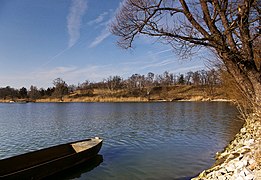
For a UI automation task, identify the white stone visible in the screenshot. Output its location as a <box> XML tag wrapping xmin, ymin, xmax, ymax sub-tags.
<box><xmin>217</xmin><ymin>175</ymin><xmax>226</xmax><ymax>180</ymax></box>
<box><xmin>237</xmin><ymin>161</ymin><xmax>246</xmax><ymax>170</ymax></box>
<box><xmin>242</xmin><ymin>158</ymin><xmax>249</xmax><ymax>166</ymax></box>
<box><xmin>235</xmin><ymin>175</ymin><xmax>246</xmax><ymax>180</ymax></box>
<box><xmin>243</xmin><ymin>167</ymin><xmax>254</xmax><ymax>178</ymax></box>
<box><xmin>248</xmin><ymin>159</ymin><xmax>256</xmax><ymax>164</ymax></box>
<box><xmin>245</xmin><ymin>174</ymin><xmax>254</xmax><ymax>180</ymax></box>
<box><xmin>247</xmin><ymin>139</ymin><xmax>255</xmax><ymax>145</ymax></box>
<box><xmin>241</xmin><ymin>127</ymin><xmax>247</xmax><ymax>133</ymax></box>
<box><xmin>226</xmin><ymin>163</ymin><xmax>236</xmax><ymax>172</ymax></box>
<box><xmin>239</xmin><ymin>169</ymin><xmax>246</xmax><ymax>177</ymax></box>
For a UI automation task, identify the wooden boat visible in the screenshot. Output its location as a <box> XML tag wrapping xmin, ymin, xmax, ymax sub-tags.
<box><xmin>0</xmin><ymin>137</ymin><xmax>103</xmax><ymax>179</ymax></box>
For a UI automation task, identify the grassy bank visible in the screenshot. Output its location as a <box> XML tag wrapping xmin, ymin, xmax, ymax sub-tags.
<box><xmin>0</xmin><ymin>85</ymin><xmax>231</xmax><ymax>103</ymax></box>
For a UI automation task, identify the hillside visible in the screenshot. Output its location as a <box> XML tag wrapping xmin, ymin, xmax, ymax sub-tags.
<box><xmin>33</xmin><ymin>85</ymin><xmax>230</xmax><ymax>103</ymax></box>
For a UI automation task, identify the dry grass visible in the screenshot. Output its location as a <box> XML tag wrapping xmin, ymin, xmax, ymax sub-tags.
<box><xmin>1</xmin><ymin>85</ymin><xmax>229</xmax><ymax>103</ymax></box>
<box><xmin>36</xmin><ymin>96</ymin><xmax>148</xmax><ymax>103</ymax></box>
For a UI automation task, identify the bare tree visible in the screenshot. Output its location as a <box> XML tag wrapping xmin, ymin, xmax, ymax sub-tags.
<box><xmin>145</xmin><ymin>72</ymin><xmax>155</xmax><ymax>98</ymax></box>
<box><xmin>186</xmin><ymin>71</ymin><xmax>194</xmax><ymax>85</ymax></box>
<box><xmin>28</xmin><ymin>86</ymin><xmax>40</xmax><ymax>100</ymax></box>
<box><xmin>111</xmin><ymin>0</ymin><xmax>261</xmax><ymax>112</ymax></box>
<box><xmin>206</xmin><ymin>69</ymin><xmax>220</xmax><ymax>95</ymax></box>
<box><xmin>178</xmin><ymin>74</ymin><xmax>185</xmax><ymax>85</ymax></box>
<box><xmin>200</xmin><ymin>70</ymin><xmax>207</xmax><ymax>85</ymax></box>
<box><xmin>105</xmin><ymin>76</ymin><xmax>123</xmax><ymax>91</ymax></box>
<box><xmin>52</xmin><ymin>78</ymin><xmax>68</xmax><ymax>101</ymax></box>
<box><xmin>192</xmin><ymin>71</ymin><xmax>201</xmax><ymax>85</ymax></box>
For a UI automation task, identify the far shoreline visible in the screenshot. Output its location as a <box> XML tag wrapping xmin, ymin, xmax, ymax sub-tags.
<box><xmin>0</xmin><ymin>97</ymin><xmax>233</xmax><ymax>103</ymax></box>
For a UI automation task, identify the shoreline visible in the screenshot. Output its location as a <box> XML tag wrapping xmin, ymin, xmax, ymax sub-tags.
<box><xmin>192</xmin><ymin>113</ymin><xmax>261</xmax><ymax>180</ymax></box>
<box><xmin>0</xmin><ymin>96</ymin><xmax>233</xmax><ymax>103</ymax></box>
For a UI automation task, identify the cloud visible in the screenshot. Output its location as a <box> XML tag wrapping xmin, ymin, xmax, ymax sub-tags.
<box><xmin>119</xmin><ymin>49</ymin><xmax>175</xmax><ymax>69</ymax></box>
<box><xmin>0</xmin><ymin>60</ymin><xmax>206</xmax><ymax>89</ymax></box>
<box><xmin>140</xmin><ymin>59</ymin><xmax>175</xmax><ymax>70</ymax></box>
<box><xmin>88</xmin><ymin>11</ymin><xmax>109</xmax><ymax>26</ymax></box>
<box><xmin>88</xmin><ymin>8</ymin><xmax>117</xmax><ymax>48</ymax></box>
<box><xmin>27</xmin><ymin>65</ymin><xmax>116</xmax><ymax>87</ymax></box>
<box><xmin>36</xmin><ymin>66</ymin><xmax>77</xmax><ymax>78</ymax></box>
<box><xmin>149</xmin><ymin>48</ymin><xmax>173</xmax><ymax>55</ymax></box>
<box><xmin>31</xmin><ymin>66</ymin><xmax>77</xmax><ymax>82</ymax></box>
<box><xmin>36</xmin><ymin>47</ymin><xmax>70</xmax><ymax>69</ymax></box>
<box><xmin>67</xmin><ymin>0</ymin><xmax>88</xmax><ymax>48</ymax></box>
<box><xmin>0</xmin><ymin>65</ymin><xmax>86</xmax><ymax>88</ymax></box>
<box><xmin>89</xmin><ymin>29</ymin><xmax>111</xmax><ymax>48</ymax></box>
<box><xmin>173</xmin><ymin>65</ymin><xmax>206</xmax><ymax>73</ymax></box>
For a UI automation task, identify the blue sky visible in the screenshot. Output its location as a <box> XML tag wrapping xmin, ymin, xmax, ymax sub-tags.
<box><xmin>0</xmin><ymin>0</ymin><xmax>207</xmax><ymax>89</ymax></box>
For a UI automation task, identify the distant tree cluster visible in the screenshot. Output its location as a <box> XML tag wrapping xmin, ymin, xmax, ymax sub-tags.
<box><xmin>99</xmin><ymin>69</ymin><xmax>220</xmax><ymax>90</ymax></box>
<box><xmin>0</xmin><ymin>69</ymin><xmax>222</xmax><ymax>101</ymax></box>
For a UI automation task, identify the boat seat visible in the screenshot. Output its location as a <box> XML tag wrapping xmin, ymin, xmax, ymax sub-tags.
<box><xmin>71</xmin><ymin>140</ymin><xmax>98</xmax><ymax>153</ymax></box>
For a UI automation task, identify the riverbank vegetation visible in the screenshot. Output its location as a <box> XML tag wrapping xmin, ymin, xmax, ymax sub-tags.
<box><xmin>0</xmin><ymin>68</ymin><xmax>234</xmax><ymax>103</ymax></box>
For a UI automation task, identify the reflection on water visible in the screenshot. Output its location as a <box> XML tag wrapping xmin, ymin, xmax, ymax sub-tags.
<box><xmin>48</xmin><ymin>155</ymin><xmax>103</xmax><ymax>180</ymax></box>
<box><xmin>0</xmin><ymin>102</ymin><xmax>244</xmax><ymax>179</ymax></box>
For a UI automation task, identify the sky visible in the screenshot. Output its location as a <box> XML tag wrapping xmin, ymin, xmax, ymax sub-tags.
<box><xmin>0</xmin><ymin>0</ymin><xmax>208</xmax><ymax>89</ymax></box>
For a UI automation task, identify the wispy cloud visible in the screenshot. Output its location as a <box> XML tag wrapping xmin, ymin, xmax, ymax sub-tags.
<box><xmin>149</xmin><ymin>48</ymin><xmax>173</xmax><ymax>55</ymax></box>
<box><xmin>37</xmin><ymin>47</ymin><xmax>70</xmax><ymax>69</ymax></box>
<box><xmin>174</xmin><ymin>65</ymin><xmax>205</xmax><ymax>73</ymax></box>
<box><xmin>2</xmin><ymin>60</ymin><xmax>206</xmax><ymax>89</ymax></box>
<box><xmin>88</xmin><ymin>9</ymin><xmax>116</xmax><ymax>48</ymax></box>
<box><xmin>89</xmin><ymin>29</ymin><xmax>111</xmax><ymax>48</ymax></box>
<box><xmin>30</xmin><ymin>64</ymin><xmax>119</xmax><ymax>87</ymax></box>
<box><xmin>120</xmin><ymin>49</ymin><xmax>174</xmax><ymax>66</ymax></box>
<box><xmin>67</xmin><ymin>0</ymin><xmax>88</xmax><ymax>48</ymax></box>
<box><xmin>36</xmin><ymin>66</ymin><xmax>77</xmax><ymax>78</ymax></box>
<box><xmin>88</xmin><ymin>11</ymin><xmax>109</xmax><ymax>26</ymax></box>
<box><xmin>0</xmin><ymin>66</ymin><xmax>76</xmax><ymax>89</ymax></box>
<box><xmin>140</xmin><ymin>59</ymin><xmax>175</xmax><ymax>70</ymax></box>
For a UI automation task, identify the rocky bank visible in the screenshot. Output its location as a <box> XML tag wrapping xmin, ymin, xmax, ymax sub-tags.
<box><xmin>192</xmin><ymin>113</ymin><xmax>261</xmax><ymax>180</ymax></box>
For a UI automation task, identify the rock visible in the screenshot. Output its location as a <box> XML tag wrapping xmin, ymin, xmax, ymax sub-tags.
<box><xmin>246</xmin><ymin>174</ymin><xmax>255</xmax><ymax>180</ymax></box>
<box><xmin>234</xmin><ymin>175</ymin><xmax>246</xmax><ymax>180</ymax></box>
<box><xmin>246</xmin><ymin>139</ymin><xmax>255</xmax><ymax>146</ymax></box>
<box><xmin>236</xmin><ymin>157</ymin><xmax>249</xmax><ymax>169</ymax></box>
<box><xmin>248</xmin><ymin>162</ymin><xmax>257</xmax><ymax>170</ymax></box>
<box><xmin>239</xmin><ymin>168</ymin><xmax>246</xmax><ymax>176</ymax></box>
<box><xmin>241</xmin><ymin>127</ymin><xmax>247</xmax><ymax>134</ymax></box>
<box><xmin>248</xmin><ymin>159</ymin><xmax>256</xmax><ymax>164</ymax></box>
<box><xmin>219</xmin><ymin>168</ymin><xmax>227</xmax><ymax>175</ymax></box>
<box><xmin>217</xmin><ymin>175</ymin><xmax>227</xmax><ymax>180</ymax></box>
<box><xmin>242</xmin><ymin>167</ymin><xmax>254</xmax><ymax>179</ymax></box>
<box><xmin>254</xmin><ymin>170</ymin><xmax>261</xmax><ymax>180</ymax></box>
<box><xmin>226</xmin><ymin>163</ymin><xmax>236</xmax><ymax>172</ymax></box>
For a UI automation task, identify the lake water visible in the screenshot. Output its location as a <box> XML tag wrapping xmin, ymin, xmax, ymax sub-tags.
<box><xmin>0</xmin><ymin>102</ymin><xmax>244</xmax><ymax>179</ymax></box>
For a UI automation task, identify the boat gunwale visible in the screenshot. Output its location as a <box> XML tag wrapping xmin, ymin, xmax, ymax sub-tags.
<box><xmin>0</xmin><ymin>138</ymin><xmax>92</xmax><ymax>161</ymax></box>
<box><xmin>0</xmin><ymin>137</ymin><xmax>103</xmax><ymax>178</ymax></box>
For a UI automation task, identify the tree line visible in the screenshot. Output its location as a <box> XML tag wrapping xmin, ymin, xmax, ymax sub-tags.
<box><xmin>0</xmin><ymin>69</ymin><xmax>222</xmax><ymax>101</ymax></box>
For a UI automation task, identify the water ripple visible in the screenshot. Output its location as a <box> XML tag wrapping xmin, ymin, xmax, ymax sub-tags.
<box><xmin>0</xmin><ymin>102</ymin><xmax>243</xmax><ymax>179</ymax></box>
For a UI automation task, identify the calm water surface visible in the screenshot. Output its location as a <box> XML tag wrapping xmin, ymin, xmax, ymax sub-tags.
<box><xmin>0</xmin><ymin>102</ymin><xmax>244</xmax><ymax>179</ymax></box>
